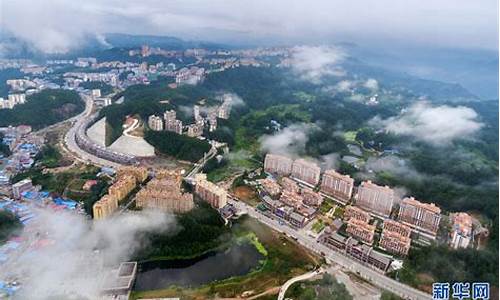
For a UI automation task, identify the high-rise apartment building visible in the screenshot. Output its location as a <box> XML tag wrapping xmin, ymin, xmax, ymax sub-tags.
<box><xmin>162</xmin><ymin>110</ymin><xmax>184</xmax><ymax>134</ymax></box>
<box><xmin>356</xmin><ymin>181</ymin><xmax>395</xmax><ymax>218</ymax></box>
<box><xmin>217</xmin><ymin>105</ymin><xmax>230</xmax><ymax>119</ymax></box>
<box><xmin>208</xmin><ymin>114</ymin><xmax>217</xmax><ymax>132</ymax></box>
<box><xmin>165</xmin><ymin>119</ymin><xmax>183</xmax><ymax>135</ymax></box>
<box><xmin>93</xmin><ymin>195</ymin><xmax>118</xmax><ymax>219</ymax></box>
<box><xmin>1</xmin><ymin>94</ymin><xmax>26</xmax><ymax>109</ymax></box>
<box><xmin>193</xmin><ymin>105</ymin><xmax>202</xmax><ymax>122</ymax></box>
<box><xmin>186</xmin><ymin>123</ymin><xmax>204</xmax><ymax>137</ymax></box>
<box><xmin>136</xmin><ymin>170</ymin><xmax>194</xmax><ymax>213</ymax></box>
<box><xmin>148</xmin><ymin>115</ymin><xmax>164</xmax><ymax>131</ymax></box>
<box><xmin>449</xmin><ymin>212</ymin><xmax>473</xmax><ymax>249</ymax></box>
<box><xmin>92</xmin><ymin>89</ymin><xmax>101</xmax><ymax>98</ymax></box>
<box><xmin>0</xmin><ymin>97</ymin><xmax>14</xmax><ymax>109</ymax></box>
<box><xmin>108</xmin><ymin>175</ymin><xmax>136</xmax><ymax>203</ymax></box>
<box><xmin>93</xmin><ymin>167</ymin><xmax>147</xmax><ymax>219</ymax></box>
<box><xmin>398</xmin><ymin>197</ymin><xmax>441</xmax><ymax>236</ymax></box>
<box><xmin>194</xmin><ymin>173</ymin><xmax>228</xmax><ymax>209</ymax></box>
<box><xmin>291</xmin><ymin>159</ymin><xmax>321</xmax><ymax>186</ymax></box>
<box><xmin>164</xmin><ymin>110</ymin><xmax>177</xmax><ymax>123</ymax></box>
<box><xmin>8</xmin><ymin>93</ymin><xmax>26</xmax><ymax>105</ymax></box>
<box><xmin>320</xmin><ymin>169</ymin><xmax>354</xmax><ymax>203</ymax></box>
<box><xmin>116</xmin><ymin>166</ymin><xmax>148</xmax><ymax>184</ymax></box>
<box><xmin>264</xmin><ymin>154</ymin><xmax>293</xmax><ymax>176</ymax></box>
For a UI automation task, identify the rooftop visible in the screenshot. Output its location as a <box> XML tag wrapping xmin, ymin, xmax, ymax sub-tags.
<box><xmin>401</xmin><ymin>197</ymin><xmax>441</xmax><ymax>214</ymax></box>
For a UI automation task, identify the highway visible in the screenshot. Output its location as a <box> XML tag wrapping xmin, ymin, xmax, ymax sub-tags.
<box><xmin>228</xmin><ymin>198</ymin><xmax>432</xmax><ymax>300</ymax></box>
<box><xmin>63</xmin><ymin>94</ymin><xmax>123</xmax><ymax>168</ymax></box>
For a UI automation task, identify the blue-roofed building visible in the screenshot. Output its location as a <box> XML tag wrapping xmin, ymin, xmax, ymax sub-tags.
<box><xmin>53</xmin><ymin>197</ymin><xmax>78</xmax><ymax>210</ymax></box>
<box><xmin>101</xmin><ymin>167</ymin><xmax>116</xmax><ymax>176</ymax></box>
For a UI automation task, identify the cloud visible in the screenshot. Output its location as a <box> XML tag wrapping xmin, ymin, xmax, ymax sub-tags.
<box><xmin>349</xmin><ymin>93</ymin><xmax>365</xmax><ymax>102</ymax></box>
<box><xmin>363</xmin><ymin>155</ymin><xmax>423</xmax><ymax>181</ymax></box>
<box><xmin>1</xmin><ymin>0</ymin><xmax>497</xmax><ymax>54</ymax></box>
<box><xmin>259</xmin><ymin>123</ymin><xmax>314</xmax><ymax>157</ymax></box>
<box><xmin>358</xmin><ymin>155</ymin><xmax>422</xmax><ymax>202</ymax></box>
<box><xmin>335</xmin><ymin>80</ymin><xmax>355</xmax><ymax>92</ymax></box>
<box><xmin>177</xmin><ymin>105</ymin><xmax>194</xmax><ymax>117</ymax></box>
<box><xmin>370</xmin><ymin>102</ymin><xmax>483</xmax><ymax>146</ymax></box>
<box><xmin>259</xmin><ymin>123</ymin><xmax>342</xmax><ymax>168</ymax></box>
<box><xmin>363</xmin><ymin>78</ymin><xmax>379</xmax><ymax>90</ymax></box>
<box><xmin>319</xmin><ymin>153</ymin><xmax>341</xmax><ymax>170</ymax></box>
<box><xmin>1</xmin><ymin>208</ymin><xmax>175</xmax><ymax>299</ymax></box>
<box><xmin>289</xmin><ymin>46</ymin><xmax>347</xmax><ymax>83</ymax></box>
<box><xmin>224</xmin><ymin>93</ymin><xmax>246</xmax><ymax>107</ymax></box>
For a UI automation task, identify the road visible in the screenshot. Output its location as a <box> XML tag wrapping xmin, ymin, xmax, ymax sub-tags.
<box><xmin>277</xmin><ymin>268</ymin><xmax>324</xmax><ymax>300</ymax></box>
<box><xmin>228</xmin><ymin>198</ymin><xmax>432</xmax><ymax>300</ymax></box>
<box><xmin>123</xmin><ymin>117</ymin><xmax>140</xmax><ymax>137</ymax></box>
<box><xmin>63</xmin><ymin>94</ymin><xmax>123</xmax><ymax>168</ymax></box>
<box><xmin>184</xmin><ymin>144</ymin><xmax>218</xmax><ymax>180</ymax></box>
<box><xmin>33</xmin><ymin>95</ymin><xmax>91</xmax><ymax>136</ymax></box>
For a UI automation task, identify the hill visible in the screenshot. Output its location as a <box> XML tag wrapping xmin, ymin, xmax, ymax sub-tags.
<box><xmin>0</xmin><ymin>89</ymin><xmax>84</xmax><ymax>129</ymax></box>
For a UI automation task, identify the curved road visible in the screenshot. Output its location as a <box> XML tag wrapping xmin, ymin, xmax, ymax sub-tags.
<box><xmin>123</xmin><ymin>117</ymin><xmax>140</xmax><ymax>137</ymax></box>
<box><xmin>278</xmin><ymin>268</ymin><xmax>324</xmax><ymax>300</ymax></box>
<box><xmin>63</xmin><ymin>93</ymin><xmax>122</xmax><ymax>168</ymax></box>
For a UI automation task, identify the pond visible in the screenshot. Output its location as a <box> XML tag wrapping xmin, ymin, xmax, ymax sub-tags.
<box><xmin>134</xmin><ymin>242</ymin><xmax>264</xmax><ymax>291</ymax></box>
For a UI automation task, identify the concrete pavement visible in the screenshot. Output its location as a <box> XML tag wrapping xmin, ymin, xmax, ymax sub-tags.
<box><xmin>277</xmin><ymin>268</ymin><xmax>324</xmax><ymax>300</ymax></box>
<box><xmin>330</xmin><ymin>267</ymin><xmax>381</xmax><ymax>300</ymax></box>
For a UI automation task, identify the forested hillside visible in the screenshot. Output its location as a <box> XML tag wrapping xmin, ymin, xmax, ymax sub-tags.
<box><xmin>0</xmin><ymin>89</ymin><xmax>84</xmax><ymax>129</ymax></box>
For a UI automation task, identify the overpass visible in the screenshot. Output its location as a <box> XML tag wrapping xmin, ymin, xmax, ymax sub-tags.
<box><xmin>64</xmin><ymin>93</ymin><xmax>136</xmax><ymax>168</ymax></box>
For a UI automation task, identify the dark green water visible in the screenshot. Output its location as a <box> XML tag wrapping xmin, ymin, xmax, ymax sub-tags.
<box><xmin>134</xmin><ymin>242</ymin><xmax>264</xmax><ymax>290</ymax></box>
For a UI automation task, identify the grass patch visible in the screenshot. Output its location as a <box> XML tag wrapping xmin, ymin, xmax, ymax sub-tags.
<box><xmin>312</xmin><ymin>219</ymin><xmax>326</xmax><ymax>233</ymax></box>
<box><xmin>320</xmin><ymin>199</ymin><xmax>335</xmax><ymax>214</ymax></box>
<box><xmin>237</xmin><ymin>232</ymin><xmax>268</xmax><ymax>257</ymax></box>
<box><xmin>207</xmin><ymin>151</ymin><xmax>259</xmax><ymax>183</ymax></box>
<box><xmin>333</xmin><ymin>206</ymin><xmax>345</xmax><ymax>219</ymax></box>
<box><xmin>343</xmin><ymin>130</ymin><xmax>358</xmax><ymax>143</ymax></box>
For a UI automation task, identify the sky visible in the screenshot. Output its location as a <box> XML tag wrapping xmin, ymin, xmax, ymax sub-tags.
<box><xmin>0</xmin><ymin>0</ymin><xmax>498</xmax><ymax>53</ymax></box>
